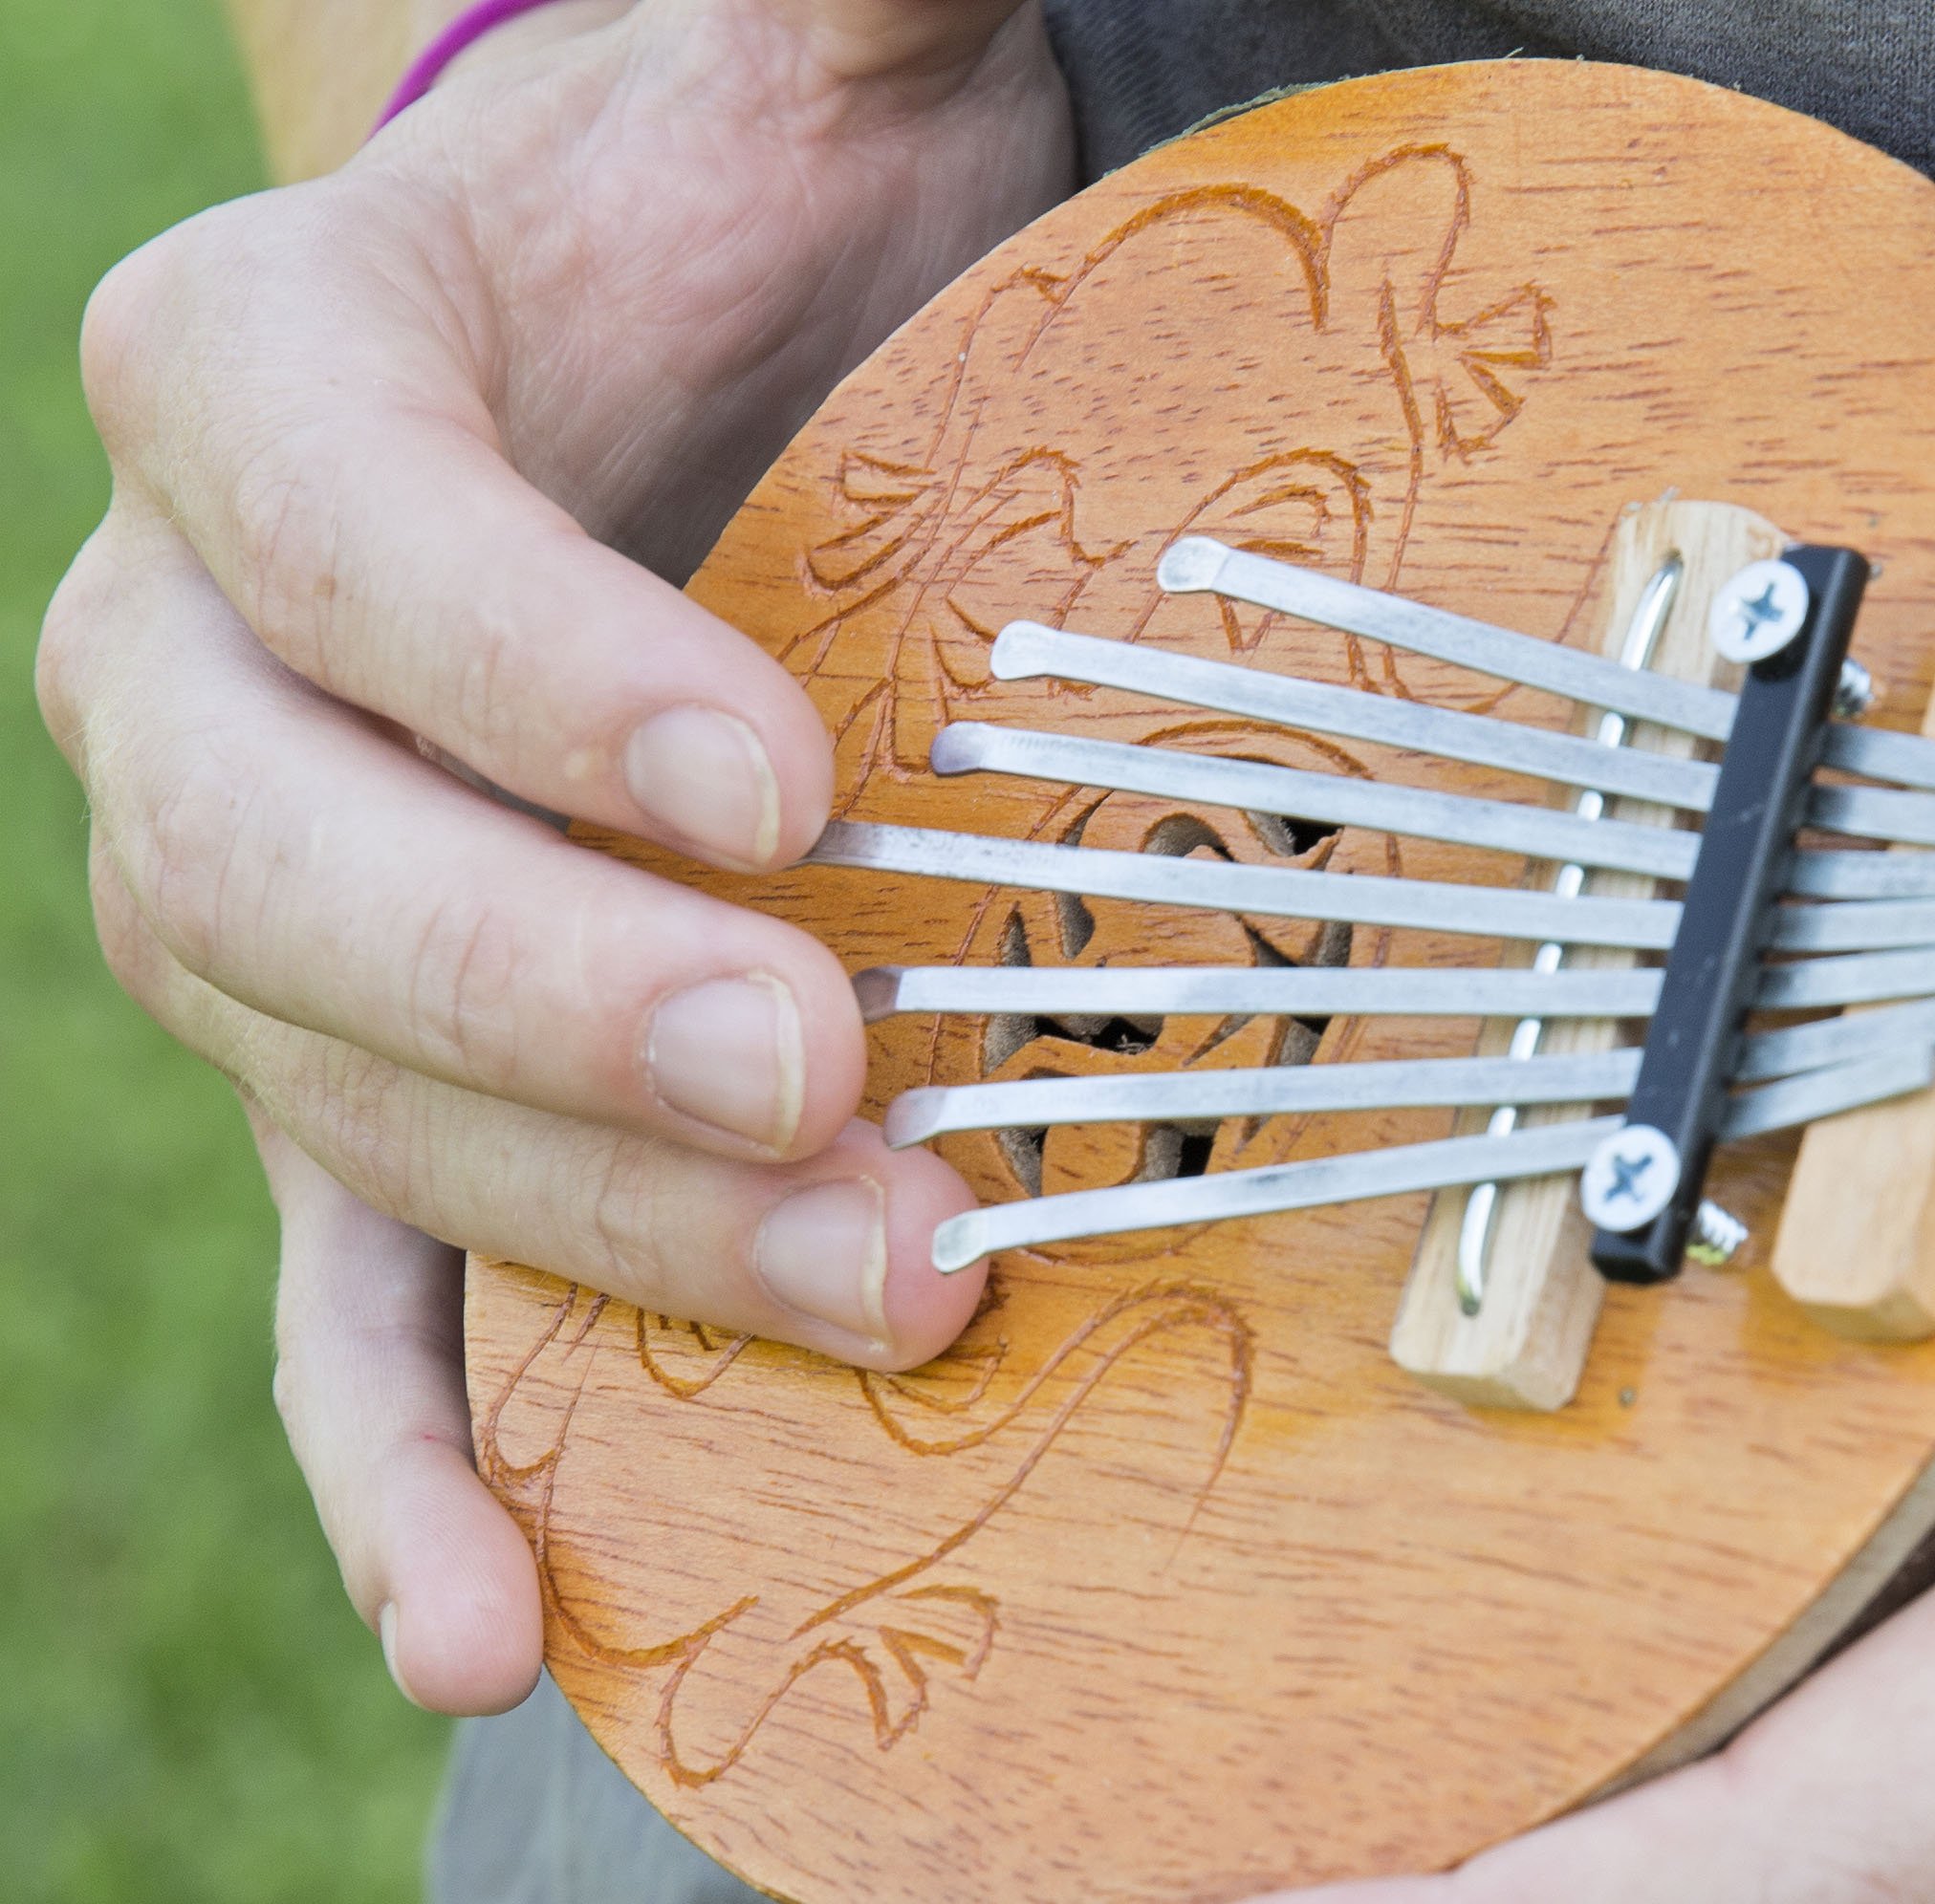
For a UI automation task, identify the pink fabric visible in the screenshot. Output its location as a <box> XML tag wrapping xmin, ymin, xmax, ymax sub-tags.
<box><xmin>371</xmin><ymin>0</ymin><xmax>576</xmax><ymax>133</ymax></box>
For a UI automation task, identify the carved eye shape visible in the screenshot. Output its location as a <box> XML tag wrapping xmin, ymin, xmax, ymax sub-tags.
<box><xmin>977</xmin><ymin>798</ymin><xmax>1355</xmax><ymax>1199</ymax></box>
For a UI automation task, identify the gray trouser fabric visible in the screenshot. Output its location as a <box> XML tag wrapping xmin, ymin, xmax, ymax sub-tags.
<box><xmin>428</xmin><ymin>5</ymin><xmax>1934</xmax><ymax>1895</ymax></box>
<box><xmin>426</xmin><ymin>1675</ymin><xmax>765</xmax><ymax>1903</ymax></box>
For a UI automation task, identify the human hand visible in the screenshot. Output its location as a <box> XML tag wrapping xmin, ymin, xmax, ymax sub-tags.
<box><xmin>1249</xmin><ymin>1583</ymin><xmax>1935</xmax><ymax>1902</ymax></box>
<box><xmin>36</xmin><ymin>0</ymin><xmax>1072</xmax><ymax>1713</ymax></box>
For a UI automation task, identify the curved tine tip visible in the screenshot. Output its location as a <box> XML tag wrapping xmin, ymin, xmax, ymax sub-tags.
<box><xmin>990</xmin><ymin>620</ymin><xmax>1055</xmax><ymax>679</ymax></box>
<box><xmin>1158</xmin><ymin>535</ymin><xmax>1232</xmax><ymax>595</ymax></box>
<box><xmin>927</xmin><ymin>724</ymin><xmax>985</xmax><ymax>776</ymax></box>
<box><xmin>882</xmin><ymin>1089</ymin><xmax>946</xmax><ymax>1150</ymax></box>
<box><xmin>930</xmin><ymin>1211</ymin><xmax>990</xmax><ymax>1276</ymax></box>
<box><xmin>850</xmin><ymin>966</ymin><xmax>905</xmax><ymax>1024</ymax></box>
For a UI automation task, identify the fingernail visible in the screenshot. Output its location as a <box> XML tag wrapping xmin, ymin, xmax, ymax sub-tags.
<box><xmin>378</xmin><ymin>1600</ymin><xmax>424</xmax><ymax>1709</ymax></box>
<box><xmin>623</xmin><ymin>706</ymin><xmax>780</xmax><ymax>867</ymax></box>
<box><xmin>755</xmin><ymin>1179</ymin><xmax>888</xmax><ymax>1342</ymax></box>
<box><xmin>645</xmin><ymin>974</ymin><xmax>803</xmax><ymax>1151</ymax></box>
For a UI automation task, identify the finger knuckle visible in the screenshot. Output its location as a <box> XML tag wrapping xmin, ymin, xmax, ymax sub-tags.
<box><xmin>79</xmin><ymin>198</ymin><xmax>290</xmax><ymax>459</ymax></box>
<box><xmin>133</xmin><ymin>742</ymin><xmax>262</xmax><ymax>981</ymax></box>
<box><xmin>77</xmin><ymin>241</ymin><xmax>175</xmax><ymax>440</ymax></box>
<box><xmin>447</xmin><ymin>612</ymin><xmax>524</xmax><ymax>763</ymax></box>
<box><xmin>221</xmin><ymin>421</ymin><xmax>349</xmax><ymax>678</ymax></box>
<box><xmin>585</xmin><ymin>1136</ymin><xmax>671</xmax><ymax>1298</ymax></box>
<box><xmin>34</xmin><ymin>551</ymin><xmax>102</xmax><ymax>751</ymax></box>
<box><xmin>87</xmin><ymin>847</ymin><xmax>163</xmax><ymax>1010</ymax></box>
<box><xmin>405</xmin><ymin>897</ymin><xmax>522</xmax><ymax>1093</ymax></box>
<box><xmin>307</xmin><ymin>1043</ymin><xmax>424</xmax><ymax>1218</ymax></box>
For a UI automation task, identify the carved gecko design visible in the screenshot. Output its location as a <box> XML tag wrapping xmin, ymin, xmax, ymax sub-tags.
<box><xmin>477</xmin><ymin>1276</ymin><xmax>1253</xmax><ymax>1785</ymax></box>
<box><xmin>782</xmin><ymin>145</ymin><xmax>1552</xmax><ymax>804</ymax></box>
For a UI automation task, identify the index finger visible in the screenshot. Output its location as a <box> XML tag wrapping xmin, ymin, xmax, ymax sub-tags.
<box><xmin>84</xmin><ymin>187</ymin><xmax>830</xmax><ymax>871</ymax></box>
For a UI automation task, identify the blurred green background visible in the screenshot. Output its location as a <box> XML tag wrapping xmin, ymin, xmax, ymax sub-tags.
<box><xmin>0</xmin><ymin>2</ymin><xmax>450</xmax><ymax>1896</ymax></box>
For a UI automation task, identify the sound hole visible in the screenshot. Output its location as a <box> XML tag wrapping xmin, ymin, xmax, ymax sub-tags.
<box><xmin>981</xmin><ymin>804</ymin><xmax>1350</xmax><ymax>1198</ymax></box>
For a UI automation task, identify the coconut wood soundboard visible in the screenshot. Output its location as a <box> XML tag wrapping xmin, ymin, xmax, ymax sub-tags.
<box><xmin>465</xmin><ymin>61</ymin><xmax>1935</xmax><ymax>1901</ymax></box>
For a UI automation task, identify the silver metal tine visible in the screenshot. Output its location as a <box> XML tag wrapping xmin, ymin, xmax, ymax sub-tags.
<box><xmin>932</xmin><ymin>722</ymin><xmax>1701</xmax><ymax>881</ymax></box>
<box><xmin>926</xmin><ymin>1047</ymin><xmax>1935</xmax><ymax>1271</ymax></box>
<box><xmin>889</xmin><ymin>1013</ymin><xmax>1933</xmax><ymax>1146</ymax></box>
<box><xmin>812</xmin><ymin>820</ymin><xmax>1935</xmax><ymax>958</ymax></box>
<box><xmin>852</xmin><ymin>963</ymin><xmax>1665</xmax><ymax>1023</ymax></box>
<box><xmin>808</xmin><ymin>820</ymin><xmax>1682</xmax><ymax>949</ymax></box>
<box><xmin>1786</xmin><ymin>851</ymin><xmax>1935</xmax><ymax>901</ymax></box>
<box><xmin>1157</xmin><ymin>534</ymin><xmax>1935</xmax><ymax>793</ymax></box>
<box><xmin>991</xmin><ymin>623</ymin><xmax>1935</xmax><ymax>854</ymax></box>
<box><xmin>1731</xmin><ymin>996</ymin><xmax>1935</xmax><ymax>1083</ymax></box>
<box><xmin>854</xmin><ymin>950</ymin><xmax>1935</xmax><ymax>1022</ymax></box>
<box><xmin>1723</xmin><ymin>1045</ymin><xmax>1935</xmax><ymax>1140</ymax></box>
<box><xmin>886</xmin><ymin>1049</ymin><xmax>1641</xmax><ymax>1147</ymax></box>
<box><xmin>1157</xmin><ymin>535</ymin><xmax>1736</xmax><ymax>741</ymax></box>
<box><xmin>1755</xmin><ymin>946</ymin><xmax>1935</xmax><ymax>1008</ymax></box>
<box><xmin>1768</xmin><ymin>898</ymin><xmax>1935</xmax><ymax>953</ymax></box>
<box><xmin>1826</xmin><ymin>723</ymin><xmax>1935</xmax><ymax>795</ymax></box>
<box><xmin>1808</xmin><ymin>784</ymin><xmax>1935</xmax><ymax>849</ymax></box>
<box><xmin>990</xmin><ymin>621</ymin><xmax>1719</xmax><ymax>810</ymax></box>
<box><xmin>930</xmin><ymin>1116</ymin><xmax>1623</xmax><ymax>1272</ymax></box>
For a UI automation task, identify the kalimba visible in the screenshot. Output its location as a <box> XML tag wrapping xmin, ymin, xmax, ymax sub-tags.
<box><xmin>466</xmin><ymin>60</ymin><xmax>1935</xmax><ymax>1902</ymax></box>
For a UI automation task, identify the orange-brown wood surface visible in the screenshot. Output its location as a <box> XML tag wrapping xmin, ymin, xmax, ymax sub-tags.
<box><xmin>467</xmin><ymin>63</ymin><xmax>1935</xmax><ymax>1901</ymax></box>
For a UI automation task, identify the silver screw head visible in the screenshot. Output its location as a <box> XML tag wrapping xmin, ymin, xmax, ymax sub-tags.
<box><xmin>1709</xmin><ymin>559</ymin><xmax>1810</xmax><ymax>663</ymax></box>
<box><xmin>1580</xmin><ymin>1124</ymin><xmax>1683</xmax><ymax>1232</ymax></box>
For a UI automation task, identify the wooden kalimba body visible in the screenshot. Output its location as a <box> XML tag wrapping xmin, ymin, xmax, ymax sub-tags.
<box><xmin>465</xmin><ymin>62</ymin><xmax>1935</xmax><ymax>1902</ymax></box>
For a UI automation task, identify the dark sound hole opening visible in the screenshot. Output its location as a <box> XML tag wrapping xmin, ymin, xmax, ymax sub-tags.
<box><xmin>1249</xmin><ymin>810</ymin><xmax>1343</xmax><ymax>858</ymax></box>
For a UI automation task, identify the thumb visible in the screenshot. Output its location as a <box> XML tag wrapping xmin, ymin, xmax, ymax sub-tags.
<box><xmin>257</xmin><ymin>1119</ymin><xmax>544</xmax><ymax>1716</ymax></box>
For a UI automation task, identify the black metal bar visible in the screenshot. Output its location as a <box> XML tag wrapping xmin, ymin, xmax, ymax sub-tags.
<box><xmin>1592</xmin><ymin>545</ymin><xmax>1868</xmax><ymax>1283</ymax></box>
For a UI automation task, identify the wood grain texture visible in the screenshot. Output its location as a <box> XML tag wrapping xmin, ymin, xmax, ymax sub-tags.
<box><xmin>1773</xmin><ymin>676</ymin><xmax>1935</xmax><ymax>1339</ymax></box>
<box><xmin>466</xmin><ymin>63</ymin><xmax>1935</xmax><ymax>1901</ymax></box>
<box><xmin>1391</xmin><ymin>500</ymin><xmax>1767</xmax><ymax>1409</ymax></box>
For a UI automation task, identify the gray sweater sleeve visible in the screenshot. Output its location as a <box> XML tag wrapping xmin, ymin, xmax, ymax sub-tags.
<box><xmin>1042</xmin><ymin>0</ymin><xmax>1935</xmax><ymax>182</ymax></box>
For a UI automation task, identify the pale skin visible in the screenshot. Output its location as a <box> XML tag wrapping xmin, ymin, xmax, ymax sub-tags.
<box><xmin>34</xmin><ymin>3</ymin><xmax>1935</xmax><ymax>1895</ymax></box>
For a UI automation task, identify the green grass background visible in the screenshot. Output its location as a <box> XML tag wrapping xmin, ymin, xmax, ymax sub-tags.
<box><xmin>0</xmin><ymin>3</ymin><xmax>451</xmax><ymax>1895</ymax></box>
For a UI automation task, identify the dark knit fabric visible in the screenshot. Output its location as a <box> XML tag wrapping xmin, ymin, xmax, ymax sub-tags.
<box><xmin>1041</xmin><ymin>1</ymin><xmax>1935</xmax><ymax>181</ymax></box>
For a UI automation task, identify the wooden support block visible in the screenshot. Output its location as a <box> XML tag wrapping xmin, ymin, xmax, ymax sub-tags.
<box><xmin>1389</xmin><ymin>500</ymin><xmax>1773</xmax><ymax>1408</ymax></box>
<box><xmin>1773</xmin><ymin>684</ymin><xmax>1935</xmax><ymax>1339</ymax></box>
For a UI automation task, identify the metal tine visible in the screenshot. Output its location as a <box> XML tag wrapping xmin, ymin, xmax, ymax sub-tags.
<box><xmin>1724</xmin><ymin>1045</ymin><xmax>1935</xmax><ymax>1139</ymax></box>
<box><xmin>855</xmin><ymin>948</ymin><xmax>1935</xmax><ymax>1021</ymax></box>
<box><xmin>1731</xmin><ymin>995</ymin><xmax>1935</xmax><ymax>1083</ymax></box>
<box><xmin>1159</xmin><ymin>535</ymin><xmax>1935</xmax><ymax>794</ymax></box>
<box><xmin>1768</xmin><ymin>898</ymin><xmax>1935</xmax><ymax>953</ymax></box>
<box><xmin>1809</xmin><ymin>783</ymin><xmax>1935</xmax><ymax>848</ymax></box>
<box><xmin>1787</xmin><ymin>852</ymin><xmax>1935</xmax><ymax>900</ymax></box>
<box><xmin>1157</xmin><ymin>535</ymin><xmax>1736</xmax><ymax>741</ymax></box>
<box><xmin>886</xmin><ymin>1049</ymin><xmax>1641</xmax><ymax>1148</ymax></box>
<box><xmin>991</xmin><ymin>623</ymin><xmax>1935</xmax><ymax>853</ymax></box>
<box><xmin>927</xmin><ymin>1047</ymin><xmax>1935</xmax><ymax>1272</ymax></box>
<box><xmin>887</xmin><ymin>1005</ymin><xmax>1935</xmax><ymax>1147</ymax></box>
<box><xmin>1756</xmin><ymin>946</ymin><xmax>1935</xmax><ymax>1008</ymax></box>
<box><xmin>933</xmin><ymin>722</ymin><xmax>1699</xmax><ymax>881</ymax></box>
<box><xmin>1800</xmin><ymin>789</ymin><xmax>1935</xmax><ymax>854</ymax></box>
<box><xmin>991</xmin><ymin>620</ymin><xmax>1718</xmax><ymax>811</ymax></box>
<box><xmin>854</xmin><ymin>963</ymin><xmax>1664</xmax><ymax>1022</ymax></box>
<box><xmin>1827</xmin><ymin>723</ymin><xmax>1935</xmax><ymax>795</ymax></box>
<box><xmin>813</xmin><ymin>819</ymin><xmax>1935</xmax><ymax>957</ymax></box>
<box><xmin>932</xmin><ymin>1115</ymin><xmax>1623</xmax><ymax>1272</ymax></box>
<box><xmin>936</xmin><ymin>721</ymin><xmax>1935</xmax><ymax>898</ymax></box>
<box><xmin>809</xmin><ymin>820</ymin><xmax>1682</xmax><ymax>950</ymax></box>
